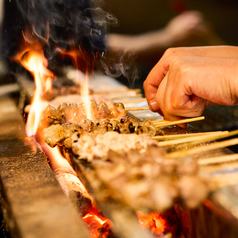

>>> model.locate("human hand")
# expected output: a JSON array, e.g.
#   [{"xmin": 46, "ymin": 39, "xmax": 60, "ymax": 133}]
[{"xmin": 143, "ymin": 46, "xmax": 238, "ymax": 121}]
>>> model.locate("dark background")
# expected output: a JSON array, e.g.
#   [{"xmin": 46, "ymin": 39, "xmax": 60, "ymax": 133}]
[{"xmin": 101, "ymin": 0, "xmax": 238, "ymax": 45}]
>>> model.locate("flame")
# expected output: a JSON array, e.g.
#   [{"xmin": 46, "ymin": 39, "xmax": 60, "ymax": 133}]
[
  {"xmin": 15, "ymin": 30, "xmax": 110, "ymax": 238},
  {"xmin": 83, "ymin": 207, "xmax": 112, "ymax": 238},
  {"xmin": 81, "ymin": 72, "xmax": 93, "ymax": 120},
  {"xmin": 57, "ymin": 47, "xmax": 93, "ymax": 120},
  {"xmin": 15, "ymin": 49, "xmax": 54, "ymax": 136},
  {"xmin": 14, "ymin": 33, "xmax": 77, "ymax": 174},
  {"xmin": 137, "ymin": 211, "xmax": 166, "ymax": 236}
]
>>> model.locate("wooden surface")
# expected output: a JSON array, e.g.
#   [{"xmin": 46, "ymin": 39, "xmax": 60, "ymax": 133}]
[{"xmin": 0, "ymin": 95, "xmax": 90, "ymax": 238}]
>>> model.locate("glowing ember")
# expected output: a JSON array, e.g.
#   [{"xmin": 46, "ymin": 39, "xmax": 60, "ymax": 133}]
[
  {"xmin": 83, "ymin": 207, "xmax": 112, "ymax": 238},
  {"xmin": 137, "ymin": 211, "xmax": 166, "ymax": 236}
]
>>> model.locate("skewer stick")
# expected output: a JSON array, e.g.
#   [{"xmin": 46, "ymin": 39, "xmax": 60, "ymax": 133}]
[
  {"xmin": 175, "ymin": 129, "xmax": 238, "ymax": 151},
  {"xmin": 153, "ymin": 116, "xmax": 205, "ymax": 127},
  {"xmin": 157, "ymin": 131, "xmax": 229, "ymax": 147},
  {"xmin": 198, "ymin": 154, "xmax": 238, "ymax": 165},
  {"xmin": 167, "ymin": 138, "xmax": 238, "ymax": 158},
  {"xmin": 203, "ymin": 173, "xmax": 238, "ymax": 188},
  {"xmin": 110, "ymin": 93, "xmax": 143, "ymax": 101},
  {"xmin": 123, "ymin": 98, "xmax": 147, "ymax": 105},
  {"xmin": 153, "ymin": 131, "xmax": 228, "ymax": 141},
  {"xmin": 96, "ymin": 88, "xmax": 141, "ymax": 95},
  {"xmin": 125, "ymin": 107, "xmax": 150, "ymax": 111},
  {"xmin": 199, "ymin": 162, "xmax": 238, "ymax": 174}
]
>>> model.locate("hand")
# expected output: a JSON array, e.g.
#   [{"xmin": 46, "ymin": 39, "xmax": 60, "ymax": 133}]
[{"xmin": 143, "ymin": 46, "xmax": 238, "ymax": 121}]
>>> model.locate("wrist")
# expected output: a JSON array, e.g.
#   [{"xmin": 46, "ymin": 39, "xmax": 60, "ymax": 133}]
[{"xmin": 228, "ymin": 58, "xmax": 238, "ymax": 105}]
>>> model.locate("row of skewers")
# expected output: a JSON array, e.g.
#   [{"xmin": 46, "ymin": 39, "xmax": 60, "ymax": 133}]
[
  {"xmin": 40, "ymin": 84, "xmax": 238, "ymax": 190},
  {"xmin": 93, "ymin": 87, "xmax": 238, "ymax": 190}
]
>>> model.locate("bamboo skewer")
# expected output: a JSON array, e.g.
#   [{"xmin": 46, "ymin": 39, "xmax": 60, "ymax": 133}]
[
  {"xmin": 96, "ymin": 88, "xmax": 141, "ymax": 95},
  {"xmin": 110, "ymin": 93, "xmax": 143, "ymax": 101},
  {"xmin": 157, "ymin": 131, "xmax": 230, "ymax": 147},
  {"xmin": 167, "ymin": 138, "xmax": 238, "ymax": 158},
  {"xmin": 123, "ymin": 98, "xmax": 147, "ymax": 105},
  {"xmin": 174, "ymin": 129, "xmax": 238, "ymax": 151},
  {"xmin": 198, "ymin": 154, "xmax": 238, "ymax": 166},
  {"xmin": 125, "ymin": 107, "xmax": 150, "ymax": 111},
  {"xmin": 153, "ymin": 131, "xmax": 228, "ymax": 141},
  {"xmin": 153, "ymin": 116, "xmax": 205, "ymax": 127}
]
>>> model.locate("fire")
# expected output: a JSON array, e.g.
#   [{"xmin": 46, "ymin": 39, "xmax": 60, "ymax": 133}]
[
  {"xmin": 56, "ymin": 47, "xmax": 93, "ymax": 120},
  {"xmin": 15, "ymin": 49, "xmax": 54, "ymax": 137},
  {"xmin": 81, "ymin": 72, "xmax": 93, "ymax": 120},
  {"xmin": 83, "ymin": 207, "xmax": 112, "ymax": 238},
  {"xmin": 15, "ymin": 30, "xmax": 110, "ymax": 238},
  {"xmin": 137, "ymin": 211, "xmax": 166, "ymax": 236}
]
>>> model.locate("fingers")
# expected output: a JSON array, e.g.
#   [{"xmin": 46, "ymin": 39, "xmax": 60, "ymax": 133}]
[
  {"xmin": 143, "ymin": 57, "xmax": 170, "ymax": 111},
  {"xmin": 152, "ymin": 56, "xmax": 208, "ymax": 120}
]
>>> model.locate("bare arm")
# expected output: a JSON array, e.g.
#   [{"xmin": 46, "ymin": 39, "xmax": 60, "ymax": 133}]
[{"xmin": 106, "ymin": 11, "xmax": 220, "ymax": 56}]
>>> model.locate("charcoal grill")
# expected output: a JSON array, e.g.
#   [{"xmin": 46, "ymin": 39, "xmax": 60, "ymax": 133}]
[{"xmin": 1, "ymin": 71, "xmax": 238, "ymax": 238}]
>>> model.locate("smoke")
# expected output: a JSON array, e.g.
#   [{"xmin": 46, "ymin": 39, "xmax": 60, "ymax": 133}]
[
  {"xmin": 1, "ymin": 0, "xmax": 139, "ymax": 84},
  {"xmin": 1, "ymin": 0, "xmax": 111, "ymax": 67},
  {"xmin": 100, "ymin": 50, "xmax": 140, "ymax": 86}
]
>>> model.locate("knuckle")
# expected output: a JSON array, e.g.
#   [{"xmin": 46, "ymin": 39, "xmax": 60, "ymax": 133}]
[
  {"xmin": 164, "ymin": 47, "xmax": 178, "ymax": 58},
  {"xmin": 164, "ymin": 102, "xmax": 175, "ymax": 114}
]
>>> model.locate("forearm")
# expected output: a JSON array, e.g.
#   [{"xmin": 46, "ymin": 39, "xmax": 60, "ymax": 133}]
[
  {"xmin": 165, "ymin": 45, "xmax": 238, "ymax": 59},
  {"xmin": 106, "ymin": 30, "xmax": 172, "ymax": 54}
]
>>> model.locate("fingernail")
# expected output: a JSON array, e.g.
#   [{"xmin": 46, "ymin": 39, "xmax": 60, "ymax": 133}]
[{"xmin": 150, "ymin": 100, "xmax": 160, "ymax": 111}]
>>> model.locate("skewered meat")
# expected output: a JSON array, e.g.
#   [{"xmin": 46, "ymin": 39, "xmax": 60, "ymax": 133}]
[
  {"xmin": 71, "ymin": 132, "xmax": 208, "ymax": 212},
  {"xmin": 72, "ymin": 131, "xmax": 159, "ymax": 161},
  {"xmin": 39, "ymin": 101, "xmax": 127, "ymax": 129},
  {"xmin": 43, "ymin": 116, "xmax": 164, "ymax": 148}
]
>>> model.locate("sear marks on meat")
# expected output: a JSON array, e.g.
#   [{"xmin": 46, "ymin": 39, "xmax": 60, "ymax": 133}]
[
  {"xmin": 71, "ymin": 132, "xmax": 209, "ymax": 212},
  {"xmin": 39, "ymin": 101, "xmax": 127, "ymax": 129},
  {"xmin": 43, "ymin": 116, "xmax": 164, "ymax": 148},
  {"xmin": 72, "ymin": 131, "xmax": 159, "ymax": 161}
]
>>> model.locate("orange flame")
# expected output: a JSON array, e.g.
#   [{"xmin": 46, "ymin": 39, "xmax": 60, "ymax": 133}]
[
  {"xmin": 16, "ymin": 31, "xmax": 110, "ymax": 238},
  {"xmin": 83, "ymin": 207, "xmax": 112, "ymax": 238},
  {"xmin": 14, "ymin": 33, "xmax": 77, "ymax": 174},
  {"xmin": 81, "ymin": 72, "xmax": 93, "ymax": 120},
  {"xmin": 15, "ymin": 49, "xmax": 54, "ymax": 136},
  {"xmin": 137, "ymin": 211, "xmax": 166, "ymax": 236},
  {"xmin": 57, "ymin": 47, "xmax": 93, "ymax": 120}
]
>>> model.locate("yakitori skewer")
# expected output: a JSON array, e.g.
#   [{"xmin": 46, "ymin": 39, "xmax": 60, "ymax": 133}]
[
  {"xmin": 157, "ymin": 131, "xmax": 230, "ymax": 147},
  {"xmin": 96, "ymin": 88, "xmax": 141, "ymax": 95},
  {"xmin": 167, "ymin": 138, "xmax": 238, "ymax": 158},
  {"xmin": 110, "ymin": 93, "xmax": 143, "ymax": 101},
  {"xmin": 123, "ymin": 98, "xmax": 147, "ymax": 105},
  {"xmin": 125, "ymin": 107, "xmax": 150, "ymax": 111},
  {"xmin": 174, "ymin": 129, "xmax": 238, "ymax": 151},
  {"xmin": 199, "ymin": 161, "xmax": 238, "ymax": 175},
  {"xmin": 203, "ymin": 172, "xmax": 238, "ymax": 188},
  {"xmin": 153, "ymin": 116, "xmax": 205, "ymax": 127},
  {"xmin": 153, "ymin": 131, "xmax": 228, "ymax": 141},
  {"xmin": 198, "ymin": 154, "xmax": 238, "ymax": 166}
]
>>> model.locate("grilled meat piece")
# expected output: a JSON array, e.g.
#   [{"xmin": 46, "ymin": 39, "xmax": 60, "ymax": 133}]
[
  {"xmin": 40, "ymin": 101, "xmax": 127, "ymax": 129},
  {"xmin": 43, "ymin": 116, "xmax": 164, "ymax": 148},
  {"xmin": 71, "ymin": 131, "xmax": 206, "ymax": 212}
]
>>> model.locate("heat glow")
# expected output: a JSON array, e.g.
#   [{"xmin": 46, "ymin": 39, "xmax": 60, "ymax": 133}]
[
  {"xmin": 83, "ymin": 207, "xmax": 112, "ymax": 238},
  {"xmin": 16, "ymin": 49, "xmax": 54, "ymax": 136},
  {"xmin": 56, "ymin": 47, "xmax": 93, "ymax": 120},
  {"xmin": 137, "ymin": 211, "xmax": 166, "ymax": 236},
  {"xmin": 16, "ymin": 36, "xmax": 110, "ymax": 238}
]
